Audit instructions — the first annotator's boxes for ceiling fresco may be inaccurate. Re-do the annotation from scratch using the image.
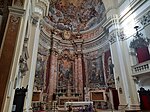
[45,0,106,33]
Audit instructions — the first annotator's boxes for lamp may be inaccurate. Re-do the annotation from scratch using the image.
[130,26,150,50]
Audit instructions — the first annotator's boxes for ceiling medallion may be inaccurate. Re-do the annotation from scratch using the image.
[63,30,71,40]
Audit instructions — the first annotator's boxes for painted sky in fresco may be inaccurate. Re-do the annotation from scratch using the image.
[45,0,106,32]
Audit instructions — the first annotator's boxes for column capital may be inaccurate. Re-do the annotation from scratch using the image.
[77,52,83,59]
[109,31,117,44]
[109,29,126,44]
[140,10,150,26]
[50,48,59,56]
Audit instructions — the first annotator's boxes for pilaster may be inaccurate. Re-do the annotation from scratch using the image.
[108,15,131,109]
[109,14,141,110]
[0,5,25,112]
[22,15,41,111]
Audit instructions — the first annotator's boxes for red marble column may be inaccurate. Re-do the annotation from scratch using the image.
[77,54,83,100]
[53,53,58,94]
[74,55,78,93]
[48,50,58,101]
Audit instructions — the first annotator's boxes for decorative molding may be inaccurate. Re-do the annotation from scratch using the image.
[38,44,50,56]
[51,48,59,56]
[140,10,150,26]
[109,29,126,44]
[13,0,24,7]
[8,15,20,32]
[32,16,39,25]
[84,45,109,60]
[109,32,117,44]
[117,30,126,41]
[19,37,29,77]
[39,34,51,50]
[119,0,147,23]
[8,6,25,16]
[83,35,108,50]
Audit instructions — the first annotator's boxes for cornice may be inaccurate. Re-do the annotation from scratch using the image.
[83,43,110,58]
[119,0,147,23]
[139,8,150,26]
[83,39,109,54]
[8,6,25,16]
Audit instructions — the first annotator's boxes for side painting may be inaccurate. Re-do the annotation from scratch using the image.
[88,56,105,88]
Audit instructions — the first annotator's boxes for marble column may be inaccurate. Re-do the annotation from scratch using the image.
[48,48,58,101]
[77,53,83,100]
[74,55,78,93]
[52,50,58,96]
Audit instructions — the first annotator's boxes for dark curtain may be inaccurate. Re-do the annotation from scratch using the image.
[141,95,150,110]
[138,87,150,110]
[137,47,150,63]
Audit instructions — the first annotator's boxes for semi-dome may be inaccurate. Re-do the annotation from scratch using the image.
[44,0,106,33]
